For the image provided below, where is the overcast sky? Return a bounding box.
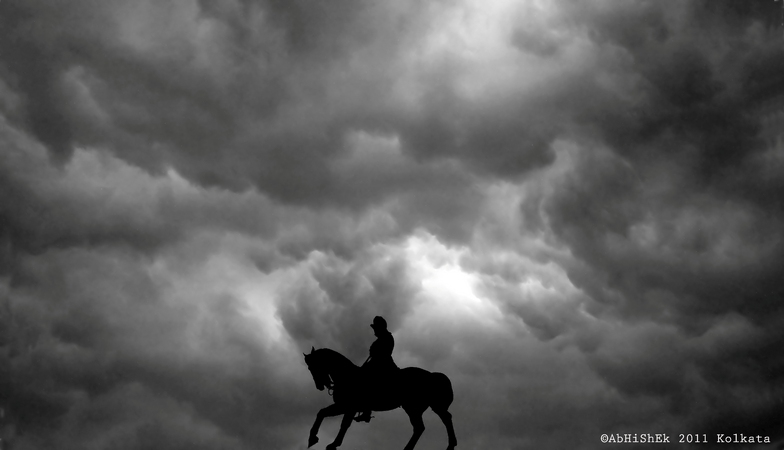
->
[2,1,784,449]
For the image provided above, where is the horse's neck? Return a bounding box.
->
[322,349,358,380]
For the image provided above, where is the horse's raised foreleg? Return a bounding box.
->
[309,403,344,448]
[326,410,355,450]
[434,408,457,450]
[403,409,425,450]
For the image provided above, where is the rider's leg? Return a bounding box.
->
[354,367,375,422]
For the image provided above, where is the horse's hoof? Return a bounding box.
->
[308,435,319,448]
[326,444,338,450]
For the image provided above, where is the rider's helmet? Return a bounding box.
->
[370,316,387,331]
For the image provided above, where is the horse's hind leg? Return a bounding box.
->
[403,408,426,450]
[310,403,343,448]
[433,408,457,450]
[429,372,456,449]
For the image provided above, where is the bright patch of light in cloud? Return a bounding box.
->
[404,232,502,325]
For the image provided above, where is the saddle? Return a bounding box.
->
[358,361,400,408]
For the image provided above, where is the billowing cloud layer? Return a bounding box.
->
[2,0,784,449]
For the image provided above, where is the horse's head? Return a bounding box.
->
[304,347,333,391]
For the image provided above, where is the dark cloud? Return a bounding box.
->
[0,0,444,206]
[1,242,319,449]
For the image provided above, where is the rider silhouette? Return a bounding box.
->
[355,316,398,422]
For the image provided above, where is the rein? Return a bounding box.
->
[326,376,335,396]
[309,348,359,398]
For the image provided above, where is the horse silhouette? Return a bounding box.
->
[304,347,457,450]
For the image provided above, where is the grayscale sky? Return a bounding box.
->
[1,1,783,449]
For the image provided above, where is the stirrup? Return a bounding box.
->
[354,412,373,423]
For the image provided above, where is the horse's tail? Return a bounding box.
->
[430,372,454,411]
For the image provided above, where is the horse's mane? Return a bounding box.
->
[315,348,358,369]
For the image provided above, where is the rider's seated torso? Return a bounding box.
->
[360,329,399,405]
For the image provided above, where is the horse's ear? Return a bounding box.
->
[311,346,315,354]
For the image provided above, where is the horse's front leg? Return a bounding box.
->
[309,403,344,448]
[326,410,356,450]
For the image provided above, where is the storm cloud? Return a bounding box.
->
[2,0,784,449]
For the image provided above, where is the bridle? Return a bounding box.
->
[307,356,335,396]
